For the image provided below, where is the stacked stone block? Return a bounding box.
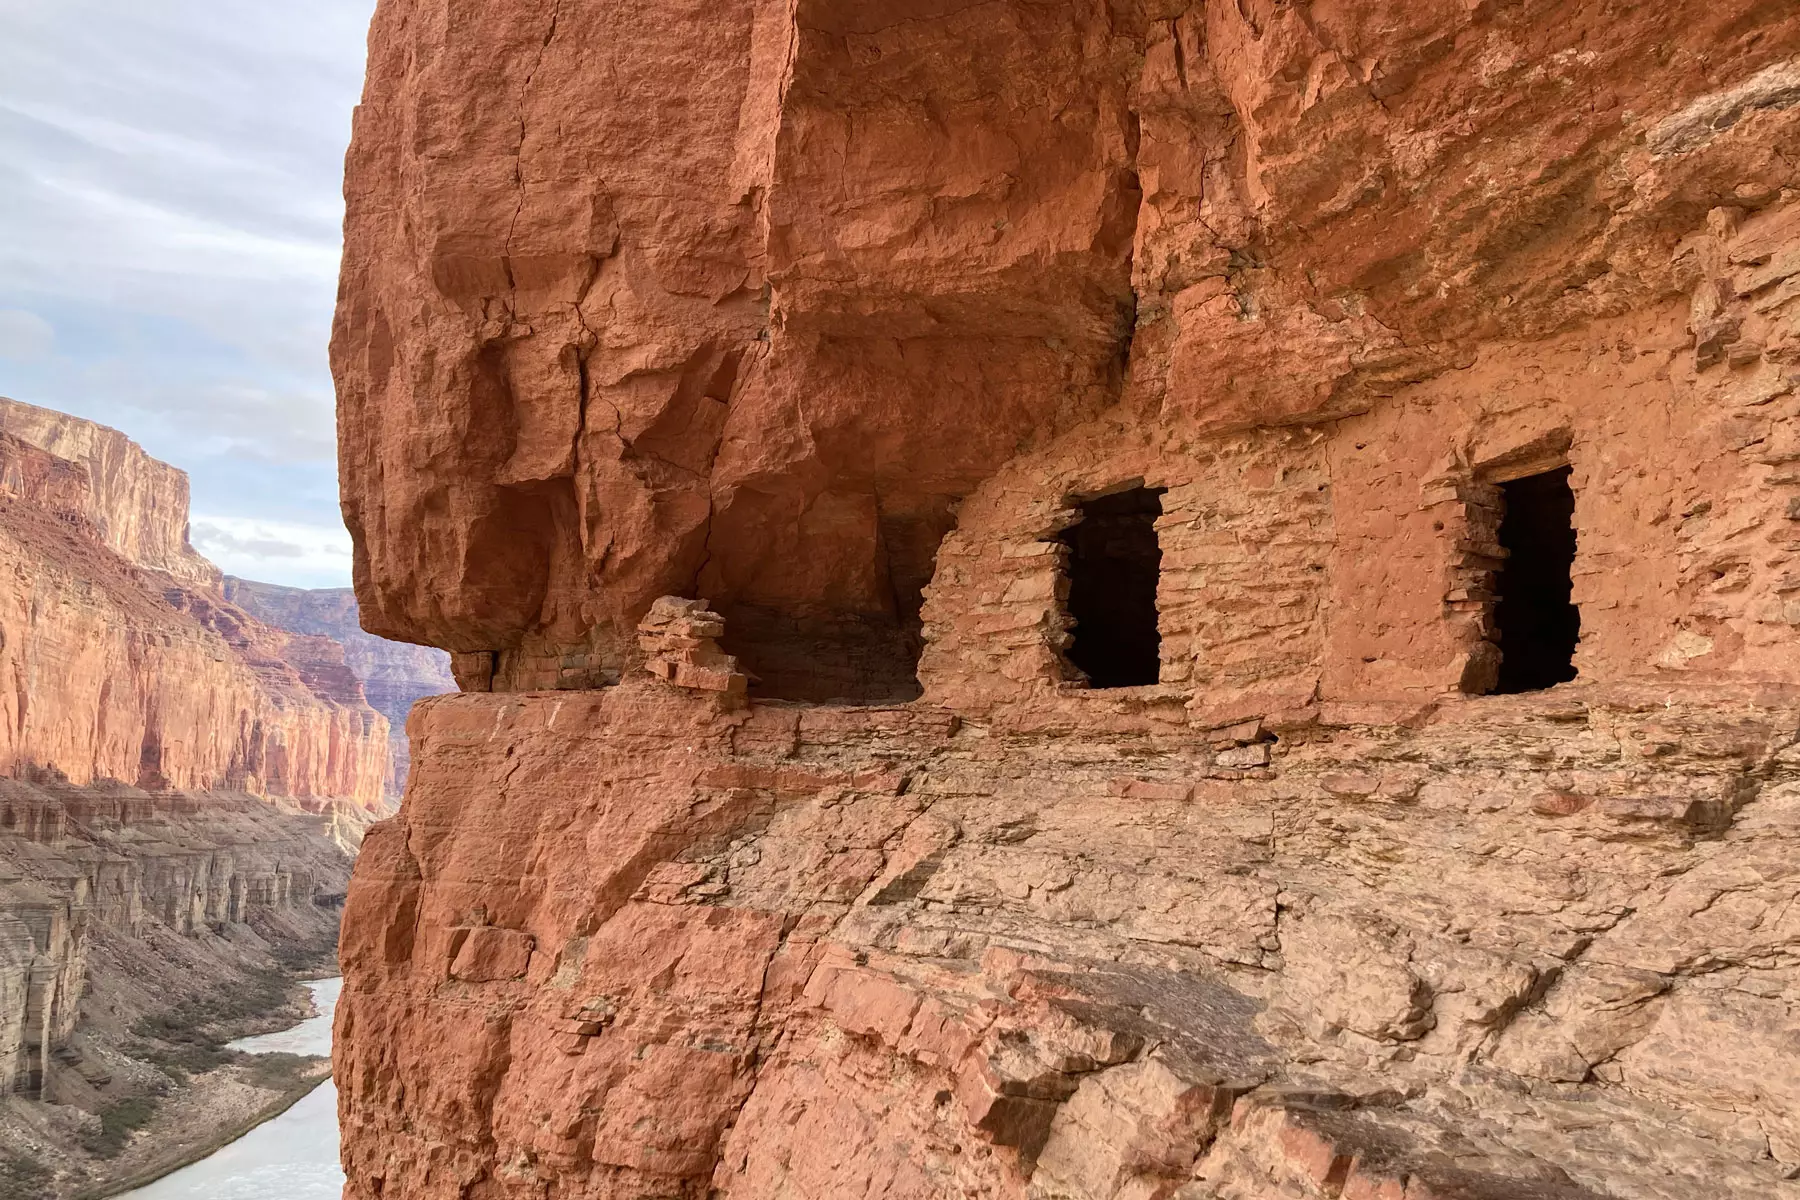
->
[638,597,748,703]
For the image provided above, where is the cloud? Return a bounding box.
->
[0,310,54,361]
[0,0,375,588]
[190,515,354,588]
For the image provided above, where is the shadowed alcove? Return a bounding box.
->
[721,500,961,704]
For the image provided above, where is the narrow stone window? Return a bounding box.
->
[1059,486,1166,688]
[1492,466,1580,693]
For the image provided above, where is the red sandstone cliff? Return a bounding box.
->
[0,396,218,589]
[333,3,1800,1199]
[0,416,390,806]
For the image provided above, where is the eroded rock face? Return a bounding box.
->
[0,779,356,1103]
[0,397,218,588]
[335,3,1800,1198]
[340,684,1800,1200]
[335,0,1800,699]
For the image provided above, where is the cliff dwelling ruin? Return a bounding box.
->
[328,1,1800,1198]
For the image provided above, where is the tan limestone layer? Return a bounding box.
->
[0,778,360,1102]
[0,776,364,1199]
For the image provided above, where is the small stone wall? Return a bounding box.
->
[923,254,1800,722]
[917,423,1332,723]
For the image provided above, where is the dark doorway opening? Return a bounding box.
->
[1492,466,1580,694]
[1060,486,1166,688]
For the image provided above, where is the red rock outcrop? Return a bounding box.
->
[223,576,456,797]
[334,3,1800,1198]
[0,422,389,807]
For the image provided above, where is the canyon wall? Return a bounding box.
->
[333,3,1800,1199]
[0,408,390,805]
[224,576,455,797]
[0,778,353,1099]
[0,396,218,589]
[0,772,359,1197]
[0,401,390,1194]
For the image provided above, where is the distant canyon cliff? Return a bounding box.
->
[224,576,455,800]
[0,395,445,1197]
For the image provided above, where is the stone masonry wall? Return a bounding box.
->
[918,422,1333,725]
[335,0,1800,696]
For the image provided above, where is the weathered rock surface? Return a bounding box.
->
[341,682,1800,1200]
[224,576,456,797]
[335,0,1800,700]
[0,778,354,1096]
[333,2,1800,1198]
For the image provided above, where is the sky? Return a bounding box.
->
[0,0,377,588]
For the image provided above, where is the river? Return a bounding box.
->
[114,977,345,1200]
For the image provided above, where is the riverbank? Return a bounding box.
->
[0,901,343,1200]
[81,1067,329,1200]
[103,979,344,1200]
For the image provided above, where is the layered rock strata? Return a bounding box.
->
[0,776,357,1198]
[0,396,217,588]
[224,576,455,797]
[0,402,389,1193]
[0,776,353,1103]
[334,2,1800,1198]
